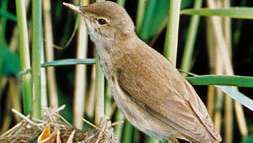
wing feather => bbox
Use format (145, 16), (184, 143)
(114, 44), (221, 142)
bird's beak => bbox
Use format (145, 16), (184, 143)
(63, 2), (83, 15)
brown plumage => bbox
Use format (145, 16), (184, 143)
(63, 1), (222, 142)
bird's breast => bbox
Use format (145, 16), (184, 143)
(109, 77), (176, 139)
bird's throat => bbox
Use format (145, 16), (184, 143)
(95, 44), (114, 81)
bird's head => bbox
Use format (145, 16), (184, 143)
(63, 1), (135, 43)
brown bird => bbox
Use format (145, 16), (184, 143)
(63, 1), (222, 143)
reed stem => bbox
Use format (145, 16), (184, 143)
(114, 109), (125, 140)
(43, 0), (58, 109)
(95, 58), (105, 124)
(117, 0), (126, 6)
(222, 1), (233, 142)
(32, 0), (43, 118)
(86, 66), (96, 118)
(164, 0), (181, 65)
(15, 0), (32, 114)
(181, 0), (202, 72)
(208, 18), (224, 134)
(73, 0), (89, 129)
(136, 0), (146, 34)
(123, 122), (134, 143)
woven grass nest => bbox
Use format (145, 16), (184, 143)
(0, 106), (119, 143)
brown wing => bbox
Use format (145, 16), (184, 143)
(114, 44), (221, 142)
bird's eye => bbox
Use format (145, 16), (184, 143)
(97, 18), (108, 25)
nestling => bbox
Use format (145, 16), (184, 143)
(63, 1), (222, 143)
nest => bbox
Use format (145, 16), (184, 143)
(0, 106), (119, 143)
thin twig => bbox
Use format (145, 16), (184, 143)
(11, 109), (41, 126)
(82, 118), (100, 130)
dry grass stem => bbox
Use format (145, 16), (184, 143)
(73, 0), (89, 129)
(43, 0), (58, 108)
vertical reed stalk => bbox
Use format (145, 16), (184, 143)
(206, 18), (216, 116)
(181, 0), (202, 72)
(43, 0), (58, 108)
(11, 0), (30, 51)
(224, 93), (233, 143)
(10, 1), (28, 50)
(207, 86), (215, 115)
(206, 0), (232, 70)
(207, 0), (229, 140)
(114, 109), (125, 140)
(86, 66), (96, 118)
(222, 1), (233, 142)
(15, 0), (32, 114)
(207, 18), (223, 131)
(235, 102), (248, 137)
(32, 0), (43, 118)
(207, 1), (248, 142)
(95, 59), (105, 124)
(224, 0), (248, 138)
(0, 95), (11, 133)
(123, 122), (134, 143)
(8, 78), (21, 122)
(222, 0), (231, 57)
(164, 0), (181, 65)
(117, 0), (126, 6)
(41, 43), (48, 107)
(223, 0), (248, 138)
(73, 0), (89, 129)
(136, 0), (146, 33)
